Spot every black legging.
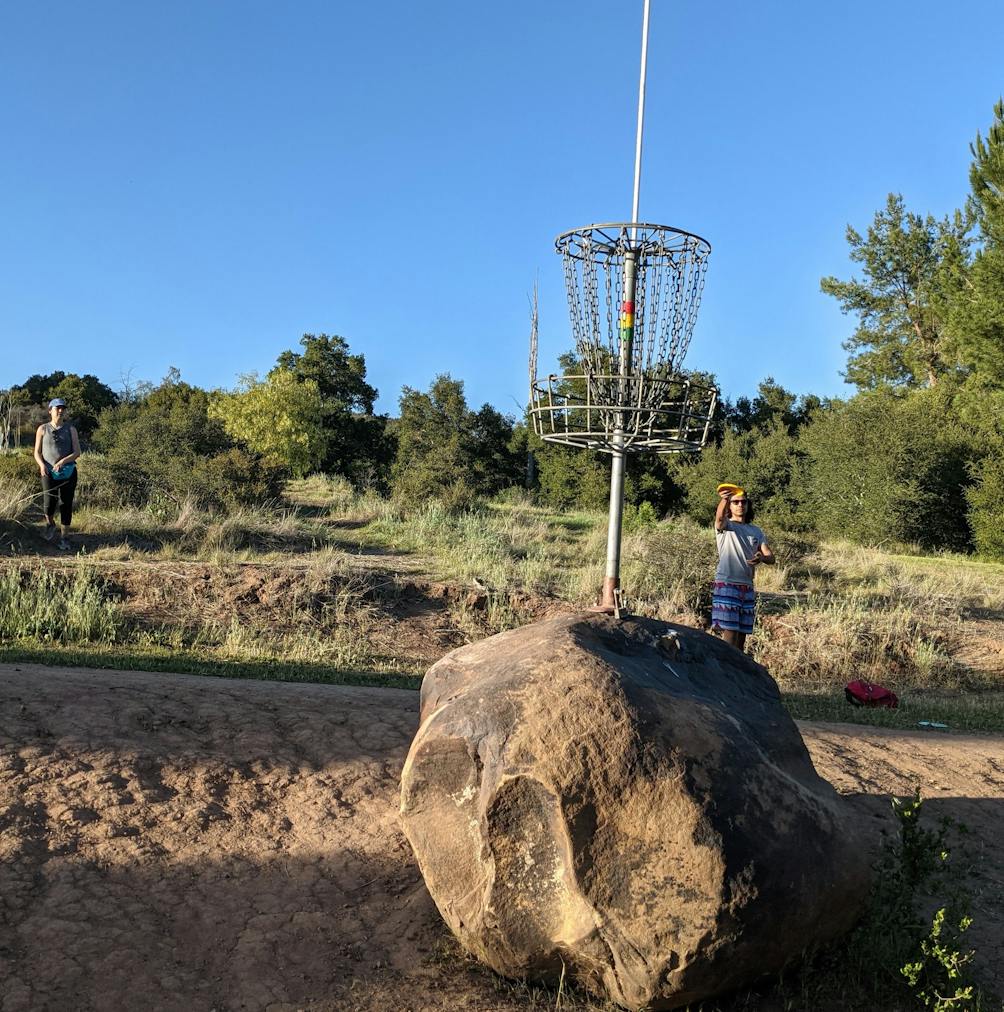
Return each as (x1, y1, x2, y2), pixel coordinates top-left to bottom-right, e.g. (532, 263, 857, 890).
(42, 470, 78, 526)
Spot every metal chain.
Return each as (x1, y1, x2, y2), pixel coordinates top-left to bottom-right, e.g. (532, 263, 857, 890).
(549, 224, 712, 443)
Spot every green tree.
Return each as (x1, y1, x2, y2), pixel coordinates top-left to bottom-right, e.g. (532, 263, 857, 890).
(799, 389, 975, 550)
(209, 370, 327, 478)
(725, 377, 826, 435)
(677, 419, 808, 532)
(821, 194, 971, 390)
(529, 350, 700, 512)
(92, 371, 286, 507)
(15, 371, 118, 439)
(533, 438, 611, 510)
(274, 334, 391, 484)
(392, 375, 520, 503)
(948, 99, 1004, 383)
(966, 438, 1004, 559)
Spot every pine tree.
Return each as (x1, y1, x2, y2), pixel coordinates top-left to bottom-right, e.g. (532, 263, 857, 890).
(951, 99, 1004, 383)
(821, 194, 971, 390)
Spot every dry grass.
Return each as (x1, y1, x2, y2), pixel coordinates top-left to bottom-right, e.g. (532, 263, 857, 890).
(571, 516, 717, 619)
(360, 498, 589, 596)
(5, 462, 1004, 721)
(752, 541, 1004, 695)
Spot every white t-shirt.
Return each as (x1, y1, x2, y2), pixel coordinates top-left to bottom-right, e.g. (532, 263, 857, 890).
(715, 521, 768, 586)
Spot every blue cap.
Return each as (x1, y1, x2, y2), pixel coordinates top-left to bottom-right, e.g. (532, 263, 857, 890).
(48, 398, 66, 408)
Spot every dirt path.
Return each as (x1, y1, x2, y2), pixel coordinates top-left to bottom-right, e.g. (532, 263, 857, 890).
(2, 664, 1003, 1011)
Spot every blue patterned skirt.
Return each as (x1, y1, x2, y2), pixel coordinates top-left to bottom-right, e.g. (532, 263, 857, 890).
(711, 580, 756, 635)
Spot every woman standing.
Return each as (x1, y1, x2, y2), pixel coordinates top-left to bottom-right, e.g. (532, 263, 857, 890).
(711, 485, 774, 652)
(33, 398, 81, 551)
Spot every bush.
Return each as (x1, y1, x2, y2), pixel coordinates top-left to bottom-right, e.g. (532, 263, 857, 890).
(622, 501, 660, 533)
(188, 449, 289, 509)
(534, 441, 611, 510)
(0, 450, 40, 486)
(800, 389, 976, 551)
(573, 516, 717, 619)
(73, 452, 130, 510)
(966, 444, 1004, 559)
(90, 376, 282, 509)
(677, 419, 809, 533)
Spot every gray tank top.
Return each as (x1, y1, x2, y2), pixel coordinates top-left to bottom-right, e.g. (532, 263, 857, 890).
(41, 423, 74, 465)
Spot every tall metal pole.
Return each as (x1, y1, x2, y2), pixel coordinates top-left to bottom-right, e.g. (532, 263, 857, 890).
(600, 0, 651, 612)
(631, 0, 651, 232)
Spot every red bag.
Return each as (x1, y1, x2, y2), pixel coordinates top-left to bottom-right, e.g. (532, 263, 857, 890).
(844, 680, 899, 709)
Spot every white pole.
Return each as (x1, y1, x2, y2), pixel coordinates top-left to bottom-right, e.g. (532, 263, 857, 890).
(631, 0, 651, 230)
(601, 0, 651, 612)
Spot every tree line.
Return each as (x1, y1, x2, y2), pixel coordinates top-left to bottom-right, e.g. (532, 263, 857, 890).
(2, 100, 1003, 558)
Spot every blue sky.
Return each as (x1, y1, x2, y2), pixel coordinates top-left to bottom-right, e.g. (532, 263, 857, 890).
(2, 0, 1001, 416)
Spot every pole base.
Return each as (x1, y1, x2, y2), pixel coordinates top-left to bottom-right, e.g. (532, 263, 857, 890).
(589, 579, 624, 619)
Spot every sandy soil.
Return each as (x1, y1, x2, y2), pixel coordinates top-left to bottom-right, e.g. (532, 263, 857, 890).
(2, 663, 1003, 1012)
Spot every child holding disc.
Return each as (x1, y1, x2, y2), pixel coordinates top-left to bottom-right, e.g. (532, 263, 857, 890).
(712, 483, 774, 652)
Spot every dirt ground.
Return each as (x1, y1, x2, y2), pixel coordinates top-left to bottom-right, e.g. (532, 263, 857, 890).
(2, 663, 1003, 1012)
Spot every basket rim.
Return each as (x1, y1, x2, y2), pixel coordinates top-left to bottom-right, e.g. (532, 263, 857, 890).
(554, 221, 712, 257)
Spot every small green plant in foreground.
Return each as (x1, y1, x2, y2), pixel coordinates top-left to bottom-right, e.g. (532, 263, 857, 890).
(839, 791, 982, 1010)
(901, 906, 976, 1010)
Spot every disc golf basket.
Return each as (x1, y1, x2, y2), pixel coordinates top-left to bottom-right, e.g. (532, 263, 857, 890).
(530, 222, 716, 455)
(529, 221, 717, 614)
(526, 2, 717, 615)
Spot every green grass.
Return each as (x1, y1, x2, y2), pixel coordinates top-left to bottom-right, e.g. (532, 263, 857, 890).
(358, 498, 592, 595)
(785, 689, 1004, 733)
(0, 565, 123, 643)
(5, 467, 1004, 734)
(0, 641, 422, 689)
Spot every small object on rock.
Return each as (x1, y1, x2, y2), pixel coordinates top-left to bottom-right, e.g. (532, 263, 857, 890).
(918, 721, 950, 730)
(401, 613, 869, 1011)
(657, 631, 681, 654)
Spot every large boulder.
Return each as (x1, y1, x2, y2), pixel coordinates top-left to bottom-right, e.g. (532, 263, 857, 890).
(399, 613, 870, 1010)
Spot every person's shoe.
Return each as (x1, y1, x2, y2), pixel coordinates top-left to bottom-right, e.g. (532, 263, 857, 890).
(57, 538, 71, 551)
(43, 524, 57, 541)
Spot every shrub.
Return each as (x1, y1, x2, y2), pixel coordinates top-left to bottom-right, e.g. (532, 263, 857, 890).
(0, 450, 39, 485)
(188, 449, 289, 509)
(677, 419, 810, 533)
(89, 375, 290, 509)
(73, 452, 130, 509)
(800, 389, 976, 551)
(965, 444, 1004, 560)
(573, 516, 717, 619)
(622, 501, 660, 533)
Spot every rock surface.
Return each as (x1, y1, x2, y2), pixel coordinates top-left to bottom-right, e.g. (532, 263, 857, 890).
(399, 613, 870, 1010)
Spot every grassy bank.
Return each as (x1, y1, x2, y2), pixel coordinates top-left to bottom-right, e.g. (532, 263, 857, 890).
(2, 471, 1003, 731)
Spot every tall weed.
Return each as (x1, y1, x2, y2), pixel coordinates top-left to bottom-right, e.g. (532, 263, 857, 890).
(366, 501, 567, 593)
(0, 566, 122, 643)
(573, 516, 716, 618)
(754, 594, 964, 691)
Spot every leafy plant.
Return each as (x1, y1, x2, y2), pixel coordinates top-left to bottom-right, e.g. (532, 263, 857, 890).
(848, 791, 981, 1010)
(901, 906, 976, 1010)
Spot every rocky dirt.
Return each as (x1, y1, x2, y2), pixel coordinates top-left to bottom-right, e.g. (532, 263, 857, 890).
(2, 662, 1003, 1012)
